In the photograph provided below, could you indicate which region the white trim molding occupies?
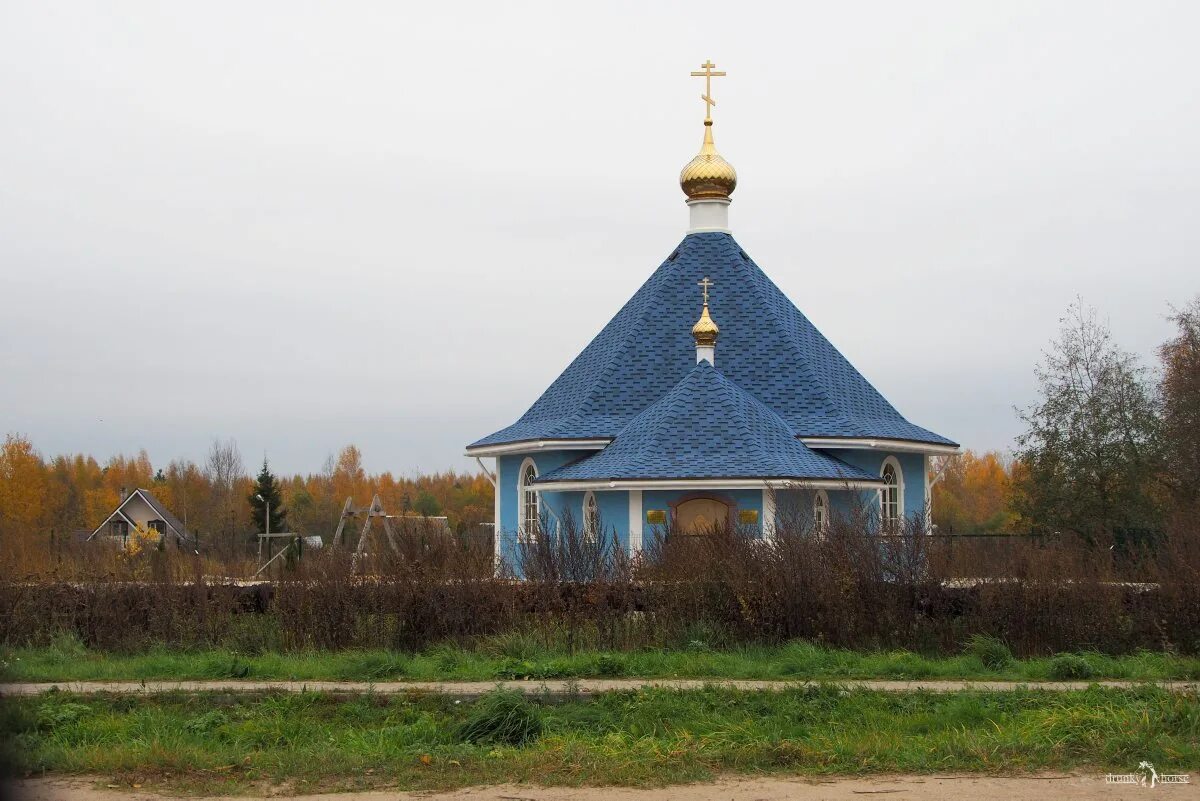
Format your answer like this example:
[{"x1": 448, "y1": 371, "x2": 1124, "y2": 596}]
[
  {"x1": 800, "y1": 437, "x2": 960, "y2": 456},
  {"x1": 492, "y1": 457, "x2": 502, "y2": 566},
  {"x1": 762, "y1": 488, "x2": 776, "y2": 540},
  {"x1": 532, "y1": 476, "x2": 883, "y2": 493},
  {"x1": 628, "y1": 490, "x2": 643, "y2": 554},
  {"x1": 923, "y1": 453, "x2": 931, "y2": 531},
  {"x1": 464, "y1": 438, "x2": 612, "y2": 457}
]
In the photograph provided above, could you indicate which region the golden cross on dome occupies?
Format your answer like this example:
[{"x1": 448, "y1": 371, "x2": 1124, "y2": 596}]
[
  {"x1": 690, "y1": 60, "x2": 726, "y2": 121},
  {"x1": 698, "y1": 276, "x2": 714, "y2": 305}
]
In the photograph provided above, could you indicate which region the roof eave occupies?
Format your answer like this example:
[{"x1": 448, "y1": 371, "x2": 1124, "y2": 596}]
[
  {"x1": 464, "y1": 438, "x2": 612, "y2": 457},
  {"x1": 531, "y1": 476, "x2": 884, "y2": 492},
  {"x1": 800, "y1": 437, "x2": 960, "y2": 455}
]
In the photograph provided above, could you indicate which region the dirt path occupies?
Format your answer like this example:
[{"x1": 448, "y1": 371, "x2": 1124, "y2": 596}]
[
  {"x1": 1, "y1": 678, "x2": 1197, "y2": 697},
  {"x1": 10, "y1": 773, "x2": 1198, "y2": 800}
]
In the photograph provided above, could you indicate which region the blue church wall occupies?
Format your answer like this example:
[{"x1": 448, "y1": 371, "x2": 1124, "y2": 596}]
[
  {"x1": 532, "y1": 489, "x2": 631, "y2": 551},
  {"x1": 499, "y1": 451, "x2": 943, "y2": 561},
  {"x1": 497, "y1": 451, "x2": 637, "y2": 568},
  {"x1": 495, "y1": 448, "x2": 932, "y2": 570},
  {"x1": 497, "y1": 451, "x2": 586, "y2": 568},
  {"x1": 496, "y1": 458, "x2": 775, "y2": 567},
  {"x1": 593, "y1": 490, "x2": 630, "y2": 548},
  {"x1": 772, "y1": 488, "x2": 821, "y2": 526},
  {"x1": 819, "y1": 450, "x2": 927, "y2": 525}
]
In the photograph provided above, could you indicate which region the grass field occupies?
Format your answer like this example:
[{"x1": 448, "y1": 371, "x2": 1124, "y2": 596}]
[
  {"x1": 3, "y1": 685, "x2": 1196, "y2": 794},
  {"x1": 4, "y1": 634, "x2": 1200, "y2": 684}
]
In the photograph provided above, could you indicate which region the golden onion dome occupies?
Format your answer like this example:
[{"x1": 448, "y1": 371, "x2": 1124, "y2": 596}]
[
  {"x1": 692, "y1": 301, "x2": 720, "y2": 346},
  {"x1": 680, "y1": 120, "x2": 737, "y2": 200}
]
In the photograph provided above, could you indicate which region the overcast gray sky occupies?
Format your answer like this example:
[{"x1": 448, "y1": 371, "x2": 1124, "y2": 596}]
[{"x1": 2, "y1": 1, "x2": 1197, "y2": 476}]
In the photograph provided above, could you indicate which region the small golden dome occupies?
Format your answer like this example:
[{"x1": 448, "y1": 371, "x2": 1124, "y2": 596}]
[
  {"x1": 680, "y1": 121, "x2": 737, "y2": 200},
  {"x1": 692, "y1": 302, "x2": 720, "y2": 346}
]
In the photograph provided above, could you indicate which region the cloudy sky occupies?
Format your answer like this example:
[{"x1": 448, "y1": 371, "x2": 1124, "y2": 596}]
[{"x1": 2, "y1": 1, "x2": 1197, "y2": 476}]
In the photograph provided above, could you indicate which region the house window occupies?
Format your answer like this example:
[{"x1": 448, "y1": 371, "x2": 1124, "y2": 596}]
[
  {"x1": 111, "y1": 519, "x2": 129, "y2": 545},
  {"x1": 583, "y1": 491, "x2": 599, "y2": 542},
  {"x1": 880, "y1": 457, "x2": 903, "y2": 527},
  {"x1": 518, "y1": 458, "x2": 539, "y2": 542},
  {"x1": 813, "y1": 490, "x2": 829, "y2": 535}
]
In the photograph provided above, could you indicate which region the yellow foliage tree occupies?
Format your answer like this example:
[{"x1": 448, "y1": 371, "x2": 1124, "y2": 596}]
[
  {"x1": 931, "y1": 450, "x2": 1019, "y2": 534},
  {"x1": 0, "y1": 434, "x2": 49, "y2": 540}
]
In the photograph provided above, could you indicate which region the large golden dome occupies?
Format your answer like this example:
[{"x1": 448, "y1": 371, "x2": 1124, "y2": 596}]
[{"x1": 680, "y1": 120, "x2": 737, "y2": 200}]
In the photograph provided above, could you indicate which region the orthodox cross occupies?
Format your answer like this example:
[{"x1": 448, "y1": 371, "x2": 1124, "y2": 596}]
[
  {"x1": 698, "y1": 276, "x2": 714, "y2": 305},
  {"x1": 690, "y1": 60, "x2": 726, "y2": 121}
]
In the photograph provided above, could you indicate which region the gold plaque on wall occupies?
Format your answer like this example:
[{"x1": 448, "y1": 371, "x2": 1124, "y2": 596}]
[
  {"x1": 646, "y1": 509, "x2": 667, "y2": 525},
  {"x1": 738, "y1": 509, "x2": 759, "y2": 524}
]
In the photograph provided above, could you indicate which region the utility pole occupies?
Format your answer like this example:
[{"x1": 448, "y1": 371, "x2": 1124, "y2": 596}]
[{"x1": 256, "y1": 493, "x2": 269, "y2": 561}]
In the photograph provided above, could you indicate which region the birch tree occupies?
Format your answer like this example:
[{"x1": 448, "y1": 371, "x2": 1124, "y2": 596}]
[{"x1": 1013, "y1": 301, "x2": 1162, "y2": 539}]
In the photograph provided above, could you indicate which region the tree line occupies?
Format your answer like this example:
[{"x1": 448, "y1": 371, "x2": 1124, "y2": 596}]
[{"x1": 0, "y1": 437, "x2": 493, "y2": 558}]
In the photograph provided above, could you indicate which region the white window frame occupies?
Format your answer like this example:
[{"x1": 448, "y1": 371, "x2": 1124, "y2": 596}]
[
  {"x1": 879, "y1": 455, "x2": 904, "y2": 527},
  {"x1": 517, "y1": 457, "x2": 539, "y2": 543},
  {"x1": 813, "y1": 489, "x2": 830, "y2": 536},
  {"x1": 582, "y1": 490, "x2": 599, "y2": 543}
]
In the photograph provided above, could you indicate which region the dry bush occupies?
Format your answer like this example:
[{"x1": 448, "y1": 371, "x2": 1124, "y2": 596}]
[{"x1": 1, "y1": 509, "x2": 1197, "y2": 656}]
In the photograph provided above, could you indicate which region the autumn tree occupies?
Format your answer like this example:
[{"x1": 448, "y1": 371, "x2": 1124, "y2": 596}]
[
  {"x1": 931, "y1": 450, "x2": 1018, "y2": 533},
  {"x1": 43, "y1": 453, "x2": 101, "y2": 533},
  {"x1": 1158, "y1": 296, "x2": 1200, "y2": 512},
  {"x1": 0, "y1": 434, "x2": 49, "y2": 541},
  {"x1": 331, "y1": 445, "x2": 366, "y2": 503},
  {"x1": 1013, "y1": 301, "x2": 1162, "y2": 539},
  {"x1": 284, "y1": 480, "x2": 317, "y2": 535},
  {"x1": 204, "y1": 438, "x2": 246, "y2": 552},
  {"x1": 157, "y1": 459, "x2": 208, "y2": 537}
]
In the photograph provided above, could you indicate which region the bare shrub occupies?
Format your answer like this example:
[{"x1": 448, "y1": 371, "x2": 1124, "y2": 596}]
[{"x1": 1, "y1": 502, "x2": 1197, "y2": 656}]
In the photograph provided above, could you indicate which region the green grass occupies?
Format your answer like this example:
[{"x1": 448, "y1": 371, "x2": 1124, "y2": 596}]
[
  {"x1": 4, "y1": 634, "x2": 1200, "y2": 684},
  {"x1": 3, "y1": 685, "x2": 1196, "y2": 793}
]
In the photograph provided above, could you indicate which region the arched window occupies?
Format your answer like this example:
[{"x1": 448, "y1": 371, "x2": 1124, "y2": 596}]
[
  {"x1": 813, "y1": 489, "x2": 829, "y2": 535},
  {"x1": 583, "y1": 491, "x2": 599, "y2": 542},
  {"x1": 880, "y1": 456, "x2": 903, "y2": 527},
  {"x1": 518, "y1": 458, "x2": 539, "y2": 541}
]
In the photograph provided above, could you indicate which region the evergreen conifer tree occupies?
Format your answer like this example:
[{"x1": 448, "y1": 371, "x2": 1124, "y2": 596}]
[{"x1": 249, "y1": 458, "x2": 287, "y2": 534}]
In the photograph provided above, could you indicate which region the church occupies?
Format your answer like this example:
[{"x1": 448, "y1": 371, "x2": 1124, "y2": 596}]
[{"x1": 466, "y1": 62, "x2": 957, "y2": 563}]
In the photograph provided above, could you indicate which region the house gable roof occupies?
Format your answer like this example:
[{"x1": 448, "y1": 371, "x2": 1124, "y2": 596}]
[
  {"x1": 89, "y1": 488, "x2": 191, "y2": 544},
  {"x1": 469, "y1": 232, "x2": 955, "y2": 451},
  {"x1": 534, "y1": 361, "x2": 880, "y2": 484}
]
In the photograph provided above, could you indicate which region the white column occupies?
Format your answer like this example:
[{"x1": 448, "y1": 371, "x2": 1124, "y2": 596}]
[
  {"x1": 628, "y1": 490, "x2": 643, "y2": 554},
  {"x1": 762, "y1": 487, "x2": 776, "y2": 540},
  {"x1": 696, "y1": 344, "x2": 715, "y2": 365},
  {"x1": 493, "y1": 458, "x2": 502, "y2": 573},
  {"x1": 686, "y1": 198, "x2": 731, "y2": 233},
  {"x1": 923, "y1": 453, "x2": 932, "y2": 534}
]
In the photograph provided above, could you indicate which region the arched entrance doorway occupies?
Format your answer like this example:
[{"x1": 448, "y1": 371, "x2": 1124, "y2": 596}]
[{"x1": 671, "y1": 495, "x2": 733, "y2": 534}]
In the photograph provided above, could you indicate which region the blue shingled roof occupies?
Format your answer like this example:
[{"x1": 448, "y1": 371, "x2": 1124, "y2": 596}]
[
  {"x1": 469, "y1": 231, "x2": 955, "y2": 450},
  {"x1": 535, "y1": 361, "x2": 879, "y2": 483}
]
